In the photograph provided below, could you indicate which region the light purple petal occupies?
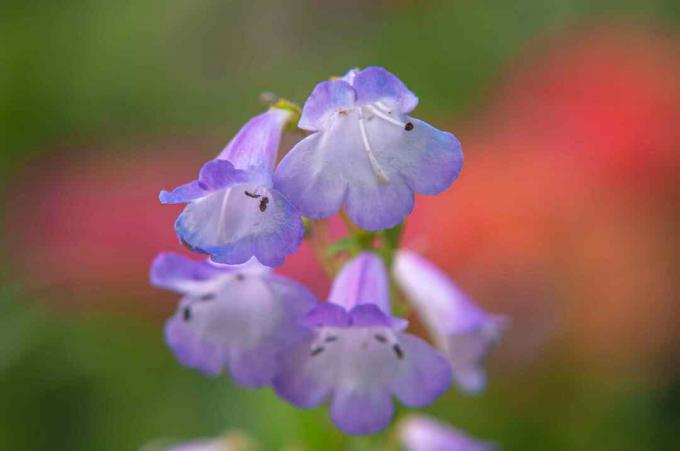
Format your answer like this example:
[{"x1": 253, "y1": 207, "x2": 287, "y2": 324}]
[
  {"x1": 330, "y1": 388, "x2": 394, "y2": 435},
  {"x1": 217, "y1": 108, "x2": 292, "y2": 172},
  {"x1": 302, "y1": 302, "x2": 350, "y2": 328},
  {"x1": 165, "y1": 313, "x2": 228, "y2": 377},
  {"x1": 150, "y1": 252, "x2": 229, "y2": 294},
  {"x1": 389, "y1": 334, "x2": 452, "y2": 407},
  {"x1": 444, "y1": 323, "x2": 507, "y2": 393},
  {"x1": 273, "y1": 131, "x2": 348, "y2": 220},
  {"x1": 164, "y1": 272, "x2": 315, "y2": 385},
  {"x1": 227, "y1": 342, "x2": 281, "y2": 388},
  {"x1": 349, "y1": 304, "x2": 394, "y2": 328},
  {"x1": 399, "y1": 414, "x2": 498, "y2": 451},
  {"x1": 159, "y1": 160, "x2": 248, "y2": 204},
  {"x1": 158, "y1": 180, "x2": 208, "y2": 204},
  {"x1": 298, "y1": 79, "x2": 357, "y2": 131},
  {"x1": 352, "y1": 66, "x2": 419, "y2": 113},
  {"x1": 374, "y1": 117, "x2": 462, "y2": 196},
  {"x1": 328, "y1": 253, "x2": 390, "y2": 313},
  {"x1": 272, "y1": 333, "x2": 333, "y2": 408},
  {"x1": 175, "y1": 183, "x2": 303, "y2": 267},
  {"x1": 276, "y1": 107, "x2": 459, "y2": 230},
  {"x1": 394, "y1": 250, "x2": 508, "y2": 393}
]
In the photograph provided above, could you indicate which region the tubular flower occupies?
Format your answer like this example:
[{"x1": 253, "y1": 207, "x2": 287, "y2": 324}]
[
  {"x1": 160, "y1": 107, "x2": 303, "y2": 267},
  {"x1": 150, "y1": 252, "x2": 315, "y2": 387},
  {"x1": 394, "y1": 250, "x2": 508, "y2": 393},
  {"x1": 275, "y1": 67, "x2": 463, "y2": 231},
  {"x1": 273, "y1": 252, "x2": 452, "y2": 435}
]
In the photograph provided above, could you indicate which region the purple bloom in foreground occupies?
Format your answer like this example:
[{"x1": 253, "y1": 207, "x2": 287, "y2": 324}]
[
  {"x1": 160, "y1": 107, "x2": 303, "y2": 267},
  {"x1": 399, "y1": 414, "x2": 498, "y2": 451},
  {"x1": 275, "y1": 66, "x2": 463, "y2": 231},
  {"x1": 394, "y1": 250, "x2": 508, "y2": 393},
  {"x1": 273, "y1": 252, "x2": 452, "y2": 435},
  {"x1": 150, "y1": 252, "x2": 315, "y2": 387}
]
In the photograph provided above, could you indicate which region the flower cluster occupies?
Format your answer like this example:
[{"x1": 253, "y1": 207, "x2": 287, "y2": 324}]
[{"x1": 151, "y1": 67, "x2": 505, "y2": 442}]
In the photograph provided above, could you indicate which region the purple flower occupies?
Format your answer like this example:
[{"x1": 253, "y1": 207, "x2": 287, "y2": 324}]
[
  {"x1": 399, "y1": 414, "x2": 498, "y2": 451},
  {"x1": 160, "y1": 108, "x2": 303, "y2": 267},
  {"x1": 274, "y1": 67, "x2": 463, "y2": 231},
  {"x1": 394, "y1": 250, "x2": 508, "y2": 393},
  {"x1": 273, "y1": 252, "x2": 452, "y2": 435},
  {"x1": 150, "y1": 252, "x2": 316, "y2": 387}
]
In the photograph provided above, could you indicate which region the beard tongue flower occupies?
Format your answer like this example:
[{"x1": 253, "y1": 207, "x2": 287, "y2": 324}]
[
  {"x1": 150, "y1": 252, "x2": 316, "y2": 387},
  {"x1": 273, "y1": 252, "x2": 452, "y2": 435},
  {"x1": 394, "y1": 250, "x2": 508, "y2": 393},
  {"x1": 160, "y1": 107, "x2": 303, "y2": 267},
  {"x1": 275, "y1": 66, "x2": 463, "y2": 231}
]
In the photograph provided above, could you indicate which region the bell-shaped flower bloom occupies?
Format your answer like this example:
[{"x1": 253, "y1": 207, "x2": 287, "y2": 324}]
[
  {"x1": 150, "y1": 252, "x2": 316, "y2": 387},
  {"x1": 274, "y1": 66, "x2": 463, "y2": 231},
  {"x1": 399, "y1": 414, "x2": 498, "y2": 451},
  {"x1": 273, "y1": 252, "x2": 452, "y2": 435},
  {"x1": 394, "y1": 250, "x2": 508, "y2": 393},
  {"x1": 160, "y1": 107, "x2": 303, "y2": 267}
]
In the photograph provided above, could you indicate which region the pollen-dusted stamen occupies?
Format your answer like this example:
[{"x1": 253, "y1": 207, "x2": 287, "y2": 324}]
[
  {"x1": 404, "y1": 122, "x2": 414, "y2": 131},
  {"x1": 358, "y1": 108, "x2": 389, "y2": 183},
  {"x1": 393, "y1": 344, "x2": 404, "y2": 359}
]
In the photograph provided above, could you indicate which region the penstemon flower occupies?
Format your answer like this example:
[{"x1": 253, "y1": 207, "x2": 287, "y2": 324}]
[
  {"x1": 394, "y1": 250, "x2": 508, "y2": 393},
  {"x1": 399, "y1": 414, "x2": 498, "y2": 451},
  {"x1": 160, "y1": 107, "x2": 303, "y2": 267},
  {"x1": 152, "y1": 67, "x2": 503, "y2": 446},
  {"x1": 274, "y1": 66, "x2": 463, "y2": 230},
  {"x1": 273, "y1": 253, "x2": 452, "y2": 435},
  {"x1": 150, "y1": 252, "x2": 315, "y2": 387}
]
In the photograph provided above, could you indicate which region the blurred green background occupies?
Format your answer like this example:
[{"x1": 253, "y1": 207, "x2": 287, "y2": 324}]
[{"x1": 2, "y1": 1, "x2": 680, "y2": 450}]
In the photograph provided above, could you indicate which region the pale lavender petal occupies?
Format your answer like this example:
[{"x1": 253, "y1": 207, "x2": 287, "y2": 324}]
[
  {"x1": 149, "y1": 252, "x2": 228, "y2": 294},
  {"x1": 175, "y1": 183, "x2": 303, "y2": 267},
  {"x1": 165, "y1": 313, "x2": 228, "y2": 377},
  {"x1": 368, "y1": 117, "x2": 462, "y2": 196},
  {"x1": 353, "y1": 66, "x2": 419, "y2": 113},
  {"x1": 276, "y1": 108, "x2": 416, "y2": 230},
  {"x1": 227, "y1": 342, "x2": 281, "y2": 388},
  {"x1": 394, "y1": 250, "x2": 508, "y2": 393},
  {"x1": 344, "y1": 171, "x2": 415, "y2": 231},
  {"x1": 273, "y1": 131, "x2": 348, "y2": 220},
  {"x1": 389, "y1": 334, "x2": 452, "y2": 407},
  {"x1": 302, "y1": 302, "x2": 350, "y2": 328},
  {"x1": 328, "y1": 253, "x2": 390, "y2": 313},
  {"x1": 399, "y1": 414, "x2": 498, "y2": 451},
  {"x1": 163, "y1": 271, "x2": 315, "y2": 385},
  {"x1": 349, "y1": 304, "x2": 394, "y2": 328},
  {"x1": 158, "y1": 180, "x2": 208, "y2": 204},
  {"x1": 272, "y1": 333, "x2": 333, "y2": 408},
  {"x1": 445, "y1": 322, "x2": 506, "y2": 393},
  {"x1": 329, "y1": 388, "x2": 394, "y2": 435},
  {"x1": 298, "y1": 79, "x2": 357, "y2": 131},
  {"x1": 217, "y1": 108, "x2": 292, "y2": 172},
  {"x1": 159, "y1": 160, "x2": 247, "y2": 204}
]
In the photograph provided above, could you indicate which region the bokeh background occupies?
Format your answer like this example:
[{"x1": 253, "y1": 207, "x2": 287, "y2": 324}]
[{"x1": 2, "y1": 1, "x2": 680, "y2": 449}]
